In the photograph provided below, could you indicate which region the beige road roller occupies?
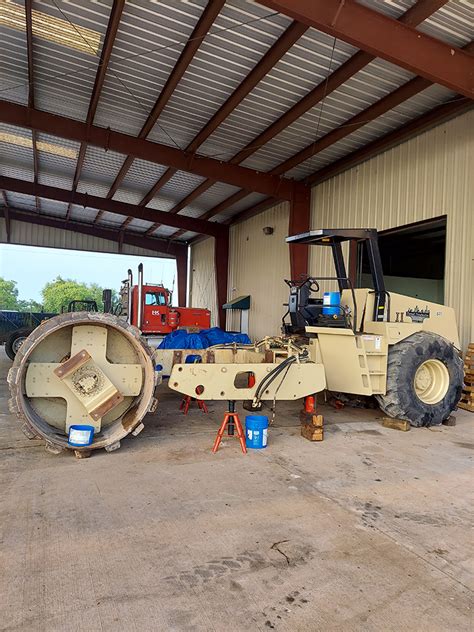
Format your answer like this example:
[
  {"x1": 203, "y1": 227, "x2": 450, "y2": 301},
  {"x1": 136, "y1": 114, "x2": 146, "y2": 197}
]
[
  {"x1": 165, "y1": 229, "x2": 463, "y2": 428},
  {"x1": 8, "y1": 311, "x2": 159, "y2": 456}
]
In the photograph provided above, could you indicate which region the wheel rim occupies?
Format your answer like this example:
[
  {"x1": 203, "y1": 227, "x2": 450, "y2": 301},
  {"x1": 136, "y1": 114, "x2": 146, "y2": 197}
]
[
  {"x1": 414, "y1": 359, "x2": 449, "y2": 405},
  {"x1": 12, "y1": 336, "x2": 27, "y2": 355}
]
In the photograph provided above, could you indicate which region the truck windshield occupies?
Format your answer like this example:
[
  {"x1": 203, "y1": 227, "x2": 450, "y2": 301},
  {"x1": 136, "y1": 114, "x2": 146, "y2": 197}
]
[{"x1": 145, "y1": 292, "x2": 167, "y2": 306}]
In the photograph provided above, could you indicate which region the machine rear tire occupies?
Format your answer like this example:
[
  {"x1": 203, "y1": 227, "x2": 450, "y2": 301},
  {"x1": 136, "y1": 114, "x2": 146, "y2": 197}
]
[
  {"x1": 375, "y1": 332, "x2": 463, "y2": 427},
  {"x1": 5, "y1": 328, "x2": 33, "y2": 360}
]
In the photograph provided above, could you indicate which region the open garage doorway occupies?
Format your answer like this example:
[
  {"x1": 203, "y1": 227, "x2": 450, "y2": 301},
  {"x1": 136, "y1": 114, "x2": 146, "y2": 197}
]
[{"x1": 357, "y1": 217, "x2": 447, "y2": 304}]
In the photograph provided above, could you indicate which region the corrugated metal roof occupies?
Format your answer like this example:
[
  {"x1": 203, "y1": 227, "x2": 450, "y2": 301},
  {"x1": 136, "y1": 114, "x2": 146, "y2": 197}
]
[
  {"x1": 0, "y1": 0, "x2": 471, "y2": 245},
  {"x1": 0, "y1": 0, "x2": 29, "y2": 106},
  {"x1": 94, "y1": 0, "x2": 208, "y2": 137},
  {"x1": 32, "y1": 0, "x2": 111, "y2": 120}
]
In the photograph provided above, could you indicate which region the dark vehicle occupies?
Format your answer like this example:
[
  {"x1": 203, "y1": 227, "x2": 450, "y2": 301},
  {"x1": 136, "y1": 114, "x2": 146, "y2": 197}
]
[
  {"x1": 0, "y1": 310, "x2": 57, "y2": 360},
  {"x1": 1, "y1": 298, "x2": 102, "y2": 360}
]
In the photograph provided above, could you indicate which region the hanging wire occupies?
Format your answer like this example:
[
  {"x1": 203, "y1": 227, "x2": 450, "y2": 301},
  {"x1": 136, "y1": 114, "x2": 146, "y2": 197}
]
[
  {"x1": 0, "y1": 3, "x2": 280, "y2": 100},
  {"x1": 305, "y1": 35, "x2": 338, "y2": 173},
  {"x1": 49, "y1": 0, "x2": 183, "y2": 150}
]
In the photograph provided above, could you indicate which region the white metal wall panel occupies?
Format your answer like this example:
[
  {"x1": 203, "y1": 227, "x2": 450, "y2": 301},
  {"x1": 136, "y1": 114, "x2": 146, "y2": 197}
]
[
  {"x1": 227, "y1": 201, "x2": 290, "y2": 339},
  {"x1": 0, "y1": 218, "x2": 174, "y2": 259},
  {"x1": 189, "y1": 237, "x2": 218, "y2": 326},
  {"x1": 309, "y1": 111, "x2": 474, "y2": 350}
]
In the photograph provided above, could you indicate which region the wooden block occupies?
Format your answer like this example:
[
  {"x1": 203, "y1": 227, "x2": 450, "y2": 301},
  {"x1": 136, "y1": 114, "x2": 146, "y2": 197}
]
[
  {"x1": 458, "y1": 401, "x2": 474, "y2": 412},
  {"x1": 74, "y1": 449, "x2": 91, "y2": 459},
  {"x1": 381, "y1": 417, "x2": 411, "y2": 432},
  {"x1": 301, "y1": 424, "x2": 324, "y2": 441},
  {"x1": 310, "y1": 414, "x2": 324, "y2": 427}
]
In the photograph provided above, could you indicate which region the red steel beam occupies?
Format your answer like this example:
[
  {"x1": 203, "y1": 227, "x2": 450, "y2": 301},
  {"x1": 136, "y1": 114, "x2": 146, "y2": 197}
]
[
  {"x1": 0, "y1": 100, "x2": 303, "y2": 201},
  {"x1": 162, "y1": 0, "x2": 448, "y2": 238},
  {"x1": 230, "y1": 96, "x2": 473, "y2": 225},
  {"x1": 145, "y1": 179, "x2": 215, "y2": 236},
  {"x1": 0, "y1": 206, "x2": 186, "y2": 257},
  {"x1": 182, "y1": 39, "x2": 474, "y2": 228},
  {"x1": 108, "y1": 0, "x2": 225, "y2": 209},
  {"x1": 68, "y1": 0, "x2": 125, "y2": 220},
  {"x1": 305, "y1": 96, "x2": 474, "y2": 186},
  {"x1": 257, "y1": 0, "x2": 474, "y2": 98},
  {"x1": 270, "y1": 76, "x2": 434, "y2": 176},
  {"x1": 25, "y1": 0, "x2": 40, "y2": 212},
  {"x1": 138, "y1": 20, "x2": 308, "y2": 220},
  {"x1": 0, "y1": 176, "x2": 226, "y2": 237}
]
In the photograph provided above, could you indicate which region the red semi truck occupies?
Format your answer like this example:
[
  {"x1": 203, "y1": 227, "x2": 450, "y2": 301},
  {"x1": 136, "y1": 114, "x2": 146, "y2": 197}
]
[{"x1": 120, "y1": 264, "x2": 210, "y2": 345}]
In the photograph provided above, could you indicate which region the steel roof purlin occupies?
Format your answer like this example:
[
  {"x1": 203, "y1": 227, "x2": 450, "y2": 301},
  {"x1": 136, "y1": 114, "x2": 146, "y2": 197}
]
[
  {"x1": 66, "y1": 0, "x2": 125, "y2": 221},
  {"x1": 140, "y1": 18, "x2": 307, "y2": 236},
  {"x1": 0, "y1": 175, "x2": 228, "y2": 238},
  {"x1": 165, "y1": 0, "x2": 454, "y2": 239},
  {"x1": 25, "y1": 0, "x2": 39, "y2": 213},
  {"x1": 0, "y1": 100, "x2": 305, "y2": 200},
  {"x1": 229, "y1": 96, "x2": 474, "y2": 227},
  {"x1": 0, "y1": 0, "x2": 471, "y2": 242},
  {"x1": 105, "y1": 0, "x2": 227, "y2": 231},
  {"x1": 199, "y1": 34, "x2": 473, "y2": 226},
  {"x1": 0, "y1": 205, "x2": 186, "y2": 258},
  {"x1": 257, "y1": 0, "x2": 474, "y2": 98}
]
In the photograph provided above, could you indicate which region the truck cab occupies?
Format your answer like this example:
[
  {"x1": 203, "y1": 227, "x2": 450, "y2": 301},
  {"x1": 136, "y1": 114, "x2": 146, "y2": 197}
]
[
  {"x1": 121, "y1": 264, "x2": 211, "y2": 340},
  {"x1": 133, "y1": 284, "x2": 172, "y2": 335}
]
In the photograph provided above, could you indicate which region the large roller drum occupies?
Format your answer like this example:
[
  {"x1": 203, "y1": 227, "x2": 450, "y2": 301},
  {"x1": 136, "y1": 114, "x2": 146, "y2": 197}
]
[{"x1": 8, "y1": 312, "x2": 159, "y2": 456}]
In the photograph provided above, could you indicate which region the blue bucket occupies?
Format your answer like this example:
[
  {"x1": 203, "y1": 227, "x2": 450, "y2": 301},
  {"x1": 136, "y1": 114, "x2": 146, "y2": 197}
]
[
  {"x1": 68, "y1": 424, "x2": 95, "y2": 447},
  {"x1": 245, "y1": 415, "x2": 269, "y2": 449},
  {"x1": 322, "y1": 291, "x2": 341, "y2": 315}
]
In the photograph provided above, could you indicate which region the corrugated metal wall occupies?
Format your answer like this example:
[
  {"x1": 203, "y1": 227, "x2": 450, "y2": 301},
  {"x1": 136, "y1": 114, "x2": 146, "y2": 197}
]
[
  {"x1": 189, "y1": 237, "x2": 218, "y2": 327},
  {"x1": 310, "y1": 110, "x2": 474, "y2": 351},
  {"x1": 227, "y1": 202, "x2": 290, "y2": 339},
  {"x1": 0, "y1": 219, "x2": 174, "y2": 259}
]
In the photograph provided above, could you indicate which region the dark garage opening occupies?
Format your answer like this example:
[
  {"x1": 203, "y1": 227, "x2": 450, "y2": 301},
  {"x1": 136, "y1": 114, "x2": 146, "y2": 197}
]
[{"x1": 358, "y1": 217, "x2": 447, "y2": 304}]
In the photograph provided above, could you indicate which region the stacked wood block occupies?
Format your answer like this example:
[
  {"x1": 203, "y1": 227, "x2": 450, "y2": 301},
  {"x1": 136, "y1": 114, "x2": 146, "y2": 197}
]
[
  {"x1": 301, "y1": 414, "x2": 324, "y2": 441},
  {"x1": 459, "y1": 344, "x2": 474, "y2": 412}
]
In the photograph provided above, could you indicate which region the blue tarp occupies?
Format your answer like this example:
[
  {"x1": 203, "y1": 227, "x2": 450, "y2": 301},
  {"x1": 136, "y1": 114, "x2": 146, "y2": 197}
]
[{"x1": 158, "y1": 327, "x2": 251, "y2": 350}]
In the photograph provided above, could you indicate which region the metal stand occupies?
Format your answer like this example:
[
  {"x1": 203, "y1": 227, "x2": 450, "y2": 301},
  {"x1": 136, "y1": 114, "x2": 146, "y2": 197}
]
[
  {"x1": 212, "y1": 401, "x2": 247, "y2": 454},
  {"x1": 180, "y1": 395, "x2": 209, "y2": 415}
]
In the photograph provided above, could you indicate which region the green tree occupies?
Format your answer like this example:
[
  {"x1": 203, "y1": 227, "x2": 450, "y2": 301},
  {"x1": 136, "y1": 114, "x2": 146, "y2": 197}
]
[
  {"x1": 41, "y1": 277, "x2": 117, "y2": 313},
  {"x1": 0, "y1": 277, "x2": 20, "y2": 310},
  {"x1": 17, "y1": 299, "x2": 44, "y2": 312}
]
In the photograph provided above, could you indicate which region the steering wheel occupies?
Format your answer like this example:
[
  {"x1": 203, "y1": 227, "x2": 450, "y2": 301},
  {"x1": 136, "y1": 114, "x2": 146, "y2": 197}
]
[
  {"x1": 284, "y1": 277, "x2": 320, "y2": 293},
  {"x1": 307, "y1": 279, "x2": 320, "y2": 293}
]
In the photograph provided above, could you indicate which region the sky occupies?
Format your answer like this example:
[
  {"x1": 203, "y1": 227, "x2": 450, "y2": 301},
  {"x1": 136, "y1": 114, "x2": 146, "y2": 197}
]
[{"x1": 0, "y1": 244, "x2": 178, "y2": 304}]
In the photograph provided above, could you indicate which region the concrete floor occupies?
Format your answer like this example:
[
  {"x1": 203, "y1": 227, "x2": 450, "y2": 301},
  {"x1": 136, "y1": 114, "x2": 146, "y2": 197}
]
[{"x1": 0, "y1": 349, "x2": 473, "y2": 632}]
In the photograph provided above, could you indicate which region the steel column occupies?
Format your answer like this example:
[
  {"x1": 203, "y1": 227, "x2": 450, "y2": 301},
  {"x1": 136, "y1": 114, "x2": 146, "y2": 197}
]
[
  {"x1": 214, "y1": 230, "x2": 229, "y2": 329},
  {"x1": 288, "y1": 187, "x2": 311, "y2": 280},
  {"x1": 1, "y1": 191, "x2": 11, "y2": 242},
  {"x1": 176, "y1": 248, "x2": 188, "y2": 307}
]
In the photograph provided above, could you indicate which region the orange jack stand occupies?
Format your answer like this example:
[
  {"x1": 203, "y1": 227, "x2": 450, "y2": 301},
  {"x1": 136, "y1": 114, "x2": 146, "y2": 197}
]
[
  {"x1": 180, "y1": 395, "x2": 208, "y2": 415},
  {"x1": 212, "y1": 401, "x2": 247, "y2": 454}
]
